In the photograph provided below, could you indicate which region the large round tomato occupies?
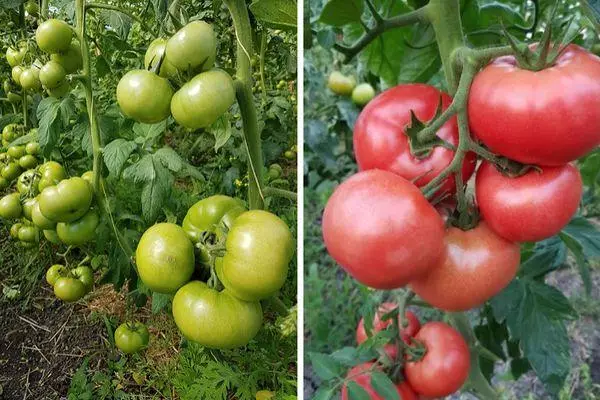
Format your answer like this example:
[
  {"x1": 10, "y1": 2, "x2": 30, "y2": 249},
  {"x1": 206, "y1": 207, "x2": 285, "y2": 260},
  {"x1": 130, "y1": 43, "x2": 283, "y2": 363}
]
[
  {"x1": 8, "y1": 145, "x2": 25, "y2": 159},
  {"x1": 476, "y1": 162, "x2": 582, "y2": 242},
  {"x1": 36, "y1": 19, "x2": 73, "y2": 53},
  {"x1": 39, "y1": 177, "x2": 92, "y2": 222},
  {"x1": 114, "y1": 322, "x2": 149, "y2": 354},
  {"x1": 39, "y1": 60, "x2": 66, "y2": 89},
  {"x1": 171, "y1": 69, "x2": 235, "y2": 130},
  {"x1": 116, "y1": 70, "x2": 173, "y2": 124},
  {"x1": 2, "y1": 162, "x2": 21, "y2": 180},
  {"x1": 322, "y1": 170, "x2": 445, "y2": 289},
  {"x1": 354, "y1": 84, "x2": 475, "y2": 195},
  {"x1": 469, "y1": 44, "x2": 600, "y2": 165},
  {"x1": 327, "y1": 71, "x2": 356, "y2": 96},
  {"x1": 405, "y1": 322, "x2": 470, "y2": 397},
  {"x1": 410, "y1": 221, "x2": 520, "y2": 311},
  {"x1": 25, "y1": 142, "x2": 40, "y2": 155},
  {"x1": 38, "y1": 161, "x2": 66, "y2": 190},
  {"x1": 6, "y1": 46, "x2": 26, "y2": 67},
  {"x1": 46, "y1": 264, "x2": 68, "y2": 286},
  {"x1": 172, "y1": 281, "x2": 262, "y2": 349},
  {"x1": 56, "y1": 209, "x2": 99, "y2": 245},
  {"x1": 18, "y1": 225, "x2": 38, "y2": 242},
  {"x1": 182, "y1": 195, "x2": 246, "y2": 244},
  {"x1": 341, "y1": 363, "x2": 417, "y2": 400},
  {"x1": 165, "y1": 21, "x2": 216, "y2": 72},
  {"x1": 217, "y1": 210, "x2": 294, "y2": 301},
  {"x1": 0, "y1": 193, "x2": 22, "y2": 219},
  {"x1": 135, "y1": 223, "x2": 195, "y2": 294},
  {"x1": 50, "y1": 40, "x2": 82, "y2": 73},
  {"x1": 356, "y1": 303, "x2": 420, "y2": 360},
  {"x1": 144, "y1": 38, "x2": 178, "y2": 78},
  {"x1": 19, "y1": 68, "x2": 41, "y2": 91},
  {"x1": 19, "y1": 155, "x2": 38, "y2": 170},
  {"x1": 53, "y1": 276, "x2": 86, "y2": 302}
]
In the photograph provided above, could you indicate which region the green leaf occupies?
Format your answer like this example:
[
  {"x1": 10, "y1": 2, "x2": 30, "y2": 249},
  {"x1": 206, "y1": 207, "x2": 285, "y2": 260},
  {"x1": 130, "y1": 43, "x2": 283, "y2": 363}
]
[
  {"x1": 151, "y1": 292, "x2": 171, "y2": 314},
  {"x1": 36, "y1": 97, "x2": 62, "y2": 156},
  {"x1": 0, "y1": 0, "x2": 24, "y2": 9},
  {"x1": 336, "y1": 100, "x2": 359, "y2": 129},
  {"x1": 521, "y1": 236, "x2": 566, "y2": 279},
  {"x1": 560, "y1": 233, "x2": 592, "y2": 295},
  {"x1": 210, "y1": 115, "x2": 233, "y2": 152},
  {"x1": 579, "y1": 150, "x2": 600, "y2": 187},
  {"x1": 141, "y1": 157, "x2": 173, "y2": 222},
  {"x1": 370, "y1": 371, "x2": 400, "y2": 400},
  {"x1": 123, "y1": 154, "x2": 155, "y2": 184},
  {"x1": 103, "y1": 139, "x2": 138, "y2": 177},
  {"x1": 582, "y1": 0, "x2": 600, "y2": 30},
  {"x1": 154, "y1": 147, "x2": 183, "y2": 172},
  {"x1": 133, "y1": 121, "x2": 166, "y2": 142},
  {"x1": 304, "y1": 119, "x2": 337, "y2": 169},
  {"x1": 561, "y1": 217, "x2": 600, "y2": 260},
  {"x1": 308, "y1": 352, "x2": 344, "y2": 380},
  {"x1": 346, "y1": 381, "x2": 370, "y2": 400},
  {"x1": 320, "y1": 0, "x2": 364, "y2": 27},
  {"x1": 249, "y1": 0, "x2": 297, "y2": 30},
  {"x1": 312, "y1": 385, "x2": 336, "y2": 400}
]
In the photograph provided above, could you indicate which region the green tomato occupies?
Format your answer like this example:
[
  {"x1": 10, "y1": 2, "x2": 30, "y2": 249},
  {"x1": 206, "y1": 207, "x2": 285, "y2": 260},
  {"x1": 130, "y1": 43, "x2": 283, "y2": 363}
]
[
  {"x1": 352, "y1": 83, "x2": 376, "y2": 106},
  {"x1": 56, "y1": 209, "x2": 99, "y2": 245},
  {"x1": 268, "y1": 164, "x2": 283, "y2": 179},
  {"x1": 10, "y1": 222, "x2": 22, "y2": 239},
  {"x1": 20, "y1": 240, "x2": 37, "y2": 249},
  {"x1": 53, "y1": 276, "x2": 86, "y2": 302},
  {"x1": 144, "y1": 38, "x2": 178, "y2": 78},
  {"x1": 7, "y1": 92, "x2": 21, "y2": 104},
  {"x1": 114, "y1": 322, "x2": 149, "y2": 354},
  {"x1": 46, "y1": 264, "x2": 68, "y2": 286},
  {"x1": 284, "y1": 150, "x2": 295, "y2": 160},
  {"x1": 171, "y1": 69, "x2": 235, "y2": 129},
  {"x1": 17, "y1": 169, "x2": 40, "y2": 195},
  {"x1": 12, "y1": 65, "x2": 24, "y2": 85},
  {"x1": 21, "y1": 197, "x2": 37, "y2": 220},
  {"x1": 172, "y1": 281, "x2": 262, "y2": 349},
  {"x1": 39, "y1": 60, "x2": 66, "y2": 89},
  {"x1": 165, "y1": 21, "x2": 216, "y2": 73},
  {"x1": 20, "y1": 68, "x2": 41, "y2": 91},
  {"x1": 32, "y1": 199, "x2": 56, "y2": 229},
  {"x1": 8, "y1": 146, "x2": 26, "y2": 159},
  {"x1": 81, "y1": 171, "x2": 94, "y2": 187},
  {"x1": 38, "y1": 161, "x2": 66, "y2": 191},
  {"x1": 25, "y1": 142, "x2": 40, "y2": 155},
  {"x1": 217, "y1": 210, "x2": 293, "y2": 301},
  {"x1": 19, "y1": 155, "x2": 37, "y2": 169},
  {"x1": 39, "y1": 177, "x2": 93, "y2": 222},
  {"x1": 182, "y1": 195, "x2": 246, "y2": 244},
  {"x1": 18, "y1": 225, "x2": 38, "y2": 242},
  {"x1": 327, "y1": 71, "x2": 356, "y2": 96},
  {"x1": 46, "y1": 81, "x2": 70, "y2": 98},
  {"x1": 43, "y1": 229, "x2": 61, "y2": 244},
  {"x1": 256, "y1": 391, "x2": 275, "y2": 400},
  {"x1": 50, "y1": 40, "x2": 82, "y2": 73},
  {"x1": 72, "y1": 266, "x2": 94, "y2": 292},
  {"x1": 36, "y1": 19, "x2": 73, "y2": 53},
  {"x1": 6, "y1": 46, "x2": 26, "y2": 67},
  {"x1": 2, "y1": 162, "x2": 21, "y2": 180},
  {"x1": 25, "y1": 0, "x2": 39, "y2": 17},
  {"x1": 116, "y1": 70, "x2": 173, "y2": 124},
  {"x1": 135, "y1": 223, "x2": 195, "y2": 294}
]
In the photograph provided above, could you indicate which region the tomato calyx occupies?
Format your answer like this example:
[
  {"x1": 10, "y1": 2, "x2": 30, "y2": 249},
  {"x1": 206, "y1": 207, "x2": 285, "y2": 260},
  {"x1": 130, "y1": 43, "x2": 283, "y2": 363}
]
[
  {"x1": 404, "y1": 338, "x2": 427, "y2": 362},
  {"x1": 490, "y1": 159, "x2": 542, "y2": 179},
  {"x1": 405, "y1": 98, "x2": 455, "y2": 159}
]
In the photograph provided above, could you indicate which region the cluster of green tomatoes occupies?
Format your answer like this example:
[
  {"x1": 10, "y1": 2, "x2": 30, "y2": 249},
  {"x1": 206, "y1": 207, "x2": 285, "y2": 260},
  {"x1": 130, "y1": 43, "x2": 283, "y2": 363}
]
[
  {"x1": 6, "y1": 19, "x2": 82, "y2": 99},
  {"x1": 117, "y1": 20, "x2": 235, "y2": 129},
  {"x1": 133, "y1": 195, "x2": 294, "y2": 349},
  {"x1": 327, "y1": 71, "x2": 375, "y2": 106},
  {"x1": 45, "y1": 264, "x2": 93, "y2": 302}
]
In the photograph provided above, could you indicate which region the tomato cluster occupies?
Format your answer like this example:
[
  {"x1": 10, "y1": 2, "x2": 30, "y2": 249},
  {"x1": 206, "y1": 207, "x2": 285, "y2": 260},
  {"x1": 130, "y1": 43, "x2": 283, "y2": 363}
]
[
  {"x1": 327, "y1": 71, "x2": 375, "y2": 106},
  {"x1": 117, "y1": 21, "x2": 234, "y2": 129},
  {"x1": 46, "y1": 264, "x2": 93, "y2": 302},
  {"x1": 135, "y1": 195, "x2": 294, "y2": 349}
]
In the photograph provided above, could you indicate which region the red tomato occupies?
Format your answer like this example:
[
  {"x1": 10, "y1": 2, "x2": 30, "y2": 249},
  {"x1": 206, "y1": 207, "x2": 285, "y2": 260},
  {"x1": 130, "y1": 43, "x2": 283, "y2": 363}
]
[
  {"x1": 356, "y1": 303, "x2": 420, "y2": 360},
  {"x1": 341, "y1": 362, "x2": 418, "y2": 400},
  {"x1": 354, "y1": 84, "x2": 476, "y2": 195},
  {"x1": 322, "y1": 170, "x2": 445, "y2": 289},
  {"x1": 468, "y1": 44, "x2": 600, "y2": 165},
  {"x1": 404, "y1": 322, "x2": 470, "y2": 397},
  {"x1": 410, "y1": 222, "x2": 520, "y2": 311},
  {"x1": 476, "y1": 162, "x2": 582, "y2": 242}
]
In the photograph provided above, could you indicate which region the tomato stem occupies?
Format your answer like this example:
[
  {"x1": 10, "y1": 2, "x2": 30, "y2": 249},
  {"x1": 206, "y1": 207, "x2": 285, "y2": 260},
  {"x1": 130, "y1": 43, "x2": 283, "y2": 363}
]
[
  {"x1": 263, "y1": 187, "x2": 297, "y2": 201},
  {"x1": 41, "y1": 0, "x2": 49, "y2": 19}
]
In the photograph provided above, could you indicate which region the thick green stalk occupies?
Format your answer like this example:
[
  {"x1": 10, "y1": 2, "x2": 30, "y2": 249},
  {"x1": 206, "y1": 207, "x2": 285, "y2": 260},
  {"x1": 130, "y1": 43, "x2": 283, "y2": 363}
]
[
  {"x1": 223, "y1": 0, "x2": 264, "y2": 210},
  {"x1": 41, "y1": 0, "x2": 49, "y2": 19},
  {"x1": 20, "y1": 3, "x2": 28, "y2": 128},
  {"x1": 425, "y1": 0, "x2": 465, "y2": 93}
]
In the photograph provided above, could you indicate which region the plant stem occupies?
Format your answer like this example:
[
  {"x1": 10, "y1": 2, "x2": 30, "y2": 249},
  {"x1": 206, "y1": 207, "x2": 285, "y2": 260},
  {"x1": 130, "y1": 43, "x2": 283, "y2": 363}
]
[
  {"x1": 86, "y1": 2, "x2": 155, "y2": 37},
  {"x1": 41, "y1": 0, "x2": 49, "y2": 19},
  {"x1": 19, "y1": 3, "x2": 28, "y2": 128},
  {"x1": 259, "y1": 30, "x2": 268, "y2": 102},
  {"x1": 263, "y1": 186, "x2": 297, "y2": 201},
  {"x1": 224, "y1": 0, "x2": 264, "y2": 210}
]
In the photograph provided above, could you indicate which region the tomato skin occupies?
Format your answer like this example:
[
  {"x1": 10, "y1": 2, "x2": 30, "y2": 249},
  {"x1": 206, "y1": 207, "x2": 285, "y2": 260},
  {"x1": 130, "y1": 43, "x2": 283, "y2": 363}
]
[
  {"x1": 354, "y1": 84, "x2": 476, "y2": 195},
  {"x1": 50, "y1": 41, "x2": 82, "y2": 73},
  {"x1": 0, "y1": 193, "x2": 22, "y2": 219},
  {"x1": 46, "y1": 264, "x2": 68, "y2": 286},
  {"x1": 8, "y1": 146, "x2": 26, "y2": 159},
  {"x1": 72, "y1": 266, "x2": 94, "y2": 291},
  {"x1": 327, "y1": 71, "x2": 356, "y2": 96},
  {"x1": 43, "y1": 229, "x2": 61, "y2": 244},
  {"x1": 144, "y1": 38, "x2": 178, "y2": 78},
  {"x1": 255, "y1": 390, "x2": 275, "y2": 400},
  {"x1": 322, "y1": 170, "x2": 445, "y2": 289},
  {"x1": 411, "y1": 222, "x2": 520, "y2": 311},
  {"x1": 165, "y1": 21, "x2": 216, "y2": 72},
  {"x1": 135, "y1": 223, "x2": 195, "y2": 294},
  {"x1": 117, "y1": 70, "x2": 173, "y2": 124},
  {"x1": 36, "y1": 19, "x2": 73, "y2": 53},
  {"x1": 469, "y1": 44, "x2": 600, "y2": 165},
  {"x1": 341, "y1": 362, "x2": 418, "y2": 400},
  {"x1": 39, "y1": 177, "x2": 93, "y2": 222},
  {"x1": 38, "y1": 161, "x2": 66, "y2": 191},
  {"x1": 39, "y1": 60, "x2": 66, "y2": 89},
  {"x1": 217, "y1": 210, "x2": 294, "y2": 301},
  {"x1": 20, "y1": 68, "x2": 41, "y2": 91},
  {"x1": 6, "y1": 46, "x2": 26, "y2": 67},
  {"x1": 404, "y1": 322, "x2": 470, "y2": 397},
  {"x1": 2, "y1": 162, "x2": 22, "y2": 180},
  {"x1": 19, "y1": 155, "x2": 37, "y2": 169},
  {"x1": 56, "y1": 209, "x2": 99, "y2": 245},
  {"x1": 114, "y1": 322, "x2": 149, "y2": 354},
  {"x1": 18, "y1": 225, "x2": 39, "y2": 242},
  {"x1": 12, "y1": 65, "x2": 24, "y2": 84},
  {"x1": 182, "y1": 195, "x2": 246, "y2": 244},
  {"x1": 352, "y1": 83, "x2": 376, "y2": 106},
  {"x1": 25, "y1": 142, "x2": 39, "y2": 155},
  {"x1": 53, "y1": 276, "x2": 86, "y2": 302},
  {"x1": 356, "y1": 303, "x2": 420, "y2": 359},
  {"x1": 171, "y1": 69, "x2": 235, "y2": 129},
  {"x1": 476, "y1": 162, "x2": 582, "y2": 242},
  {"x1": 21, "y1": 197, "x2": 37, "y2": 220},
  {"x1": 17, "y1": 170, "x2": 39, "y2": 195},
  {"x1": 172, "y1": 281, "x2": 263, "y2": 349},
  {"x1": 10, "y1": 223, "x2": 22, "y2": 239}
]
